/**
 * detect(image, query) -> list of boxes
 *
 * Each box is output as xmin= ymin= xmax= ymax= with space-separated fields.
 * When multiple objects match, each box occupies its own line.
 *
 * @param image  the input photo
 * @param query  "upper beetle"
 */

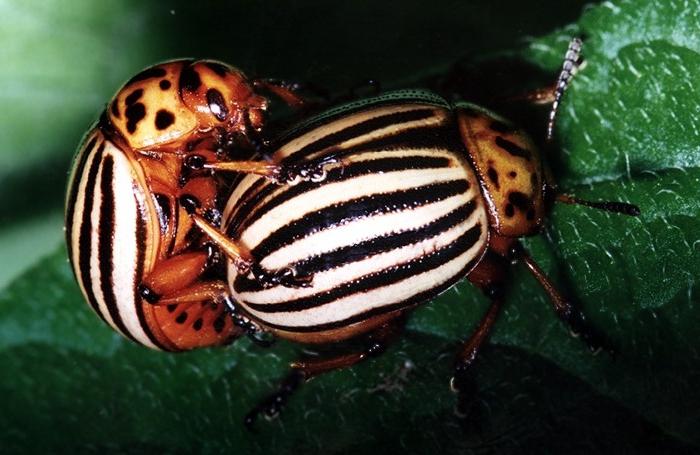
xmin=183 ymin=39 xmax=640 ymax=424
xmin=65 ymin=59 xmax=325 ymax=351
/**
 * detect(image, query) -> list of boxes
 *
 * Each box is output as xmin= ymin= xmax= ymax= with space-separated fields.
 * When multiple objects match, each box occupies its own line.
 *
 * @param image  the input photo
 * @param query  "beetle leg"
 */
xmin=148 ymin=281 xmax=228 ymax=306
xmin=244 ymin=317 xmax=406 ymax=429
xmin=253 ymin=78 xmax=311 ymax=109
xmin=223 ymin=298 xmax=277 ymax=348
xmin=451 ymin=251 xmax=509 ymax=416
xmin=184 ymin=153 xmax=338 ymax=185
xmin=509 ymin=242 xmax=613 ymax=355
xmin=183 ymin=203 xmax=314 ymax=289
xmin=137 ymin=251 xmax=210 ymax=304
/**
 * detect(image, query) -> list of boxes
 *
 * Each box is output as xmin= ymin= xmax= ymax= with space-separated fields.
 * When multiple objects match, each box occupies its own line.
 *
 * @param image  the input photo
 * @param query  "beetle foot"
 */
xmin=252 ymin=265 xmax=314 ymax=289
xmin=244 ymin=369 xmax=306 ymax=430
xmin=563 ymin=309 xmax=615 ymax=357
xmin=272 ymin=156 xmax=338 ymax=185
xmin=449 ymin=362 xmax=480 ymax=421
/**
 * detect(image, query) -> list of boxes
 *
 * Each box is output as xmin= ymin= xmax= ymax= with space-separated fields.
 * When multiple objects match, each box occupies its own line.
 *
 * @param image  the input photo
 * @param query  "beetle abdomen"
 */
xmin=223 ymin=99 xmax=489 ymax=342
xmin=65 ymin=129 xmax=166 ymax=349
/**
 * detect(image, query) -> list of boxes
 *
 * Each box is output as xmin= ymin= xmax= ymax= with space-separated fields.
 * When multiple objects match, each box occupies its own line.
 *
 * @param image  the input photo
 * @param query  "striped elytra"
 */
xmin=65 ymin=129 xmax=238 ymax=350
xmin=64 ymin=58 xmax=283 ymax=351
xmin=221 ymin=92 xmax=505 ymax=343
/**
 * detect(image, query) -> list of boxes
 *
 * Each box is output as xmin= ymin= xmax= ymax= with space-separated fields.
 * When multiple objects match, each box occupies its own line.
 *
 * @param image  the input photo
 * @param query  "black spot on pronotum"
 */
xmin=193 ymin=318 xmax=203 ymax=331
xmin=509 ymin=171 xmax=517 ymax=179
xmin=213 ymin=316 xmax=226 ymax=333
xmin=505 ymin=204 xmax=515 ymax=217
xmin=205 ymin=61 xmax=229 ymax=77
xmin=125 ymin=89 xmax=143 ymax=106
xmin=159 ymin=79 xmax=171 ymax=90
xmin=155 ymin=109 xmax=175 ymax=130
xmin=125 ymin=103 xmax=146 ymax=134
xmin=175 ymin=312 xmax=188 ymax=324
xmin=206 ymin=88 xmax=228 ymax=121
xmin=487 ymin=167 xmax=500 ymax=189
xmin=110 ymin=101 xmax=120 ymax=118
xmin=179 ymin=65 xmax=202 ymax=92
xmin=495 ymin=136 xmax=531 ymax=160
xmin=490 ymin=120 xmax=514 ymax=134
xmin=126 ymin=66 xmax=168 ymax=85
xmin=508 ymin=191 xmax=531 ymax=211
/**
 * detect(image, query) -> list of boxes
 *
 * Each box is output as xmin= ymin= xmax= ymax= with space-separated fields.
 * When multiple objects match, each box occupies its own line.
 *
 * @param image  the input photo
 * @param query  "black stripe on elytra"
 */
xmin=289 ymin=200 xmax=477 ymax=276
xmin=132 ymin=193 xmax=167 ymax=350
xmin=242 ymin=222 xmax=483 ymax=313
xmin=495 ymin=136 xmax=531 ymax=160
xmin=259 ymin=252 xmax=482 ymax=333
xmin=153 ymin=193 xmax=170 ymax=236
xmin=232 ymin=154 xmax=454 ymax=236
xmin=224 ymin=178 xmax=275 ymax=236
xmin=97 ymin=156 xmax=139 ymax=343
xmin=331 ymin=124 xmax=454 ymax=159
xmin=282 ymin=108 xmax=442 ymax=164
xmin=243 ymin=179 xmax=470 ymax=266
xmin=77 ymin=142 xmax=109 ymax=323
xmin=66 ymin=135 xmax=98 ymax=262
xmin=226 ymin=124 xmax=454 ymax=234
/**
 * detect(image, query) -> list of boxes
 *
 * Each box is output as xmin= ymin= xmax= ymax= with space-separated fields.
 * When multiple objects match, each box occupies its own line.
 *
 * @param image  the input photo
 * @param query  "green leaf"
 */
xmin=1 ymin=0 xmax=699 ymax=453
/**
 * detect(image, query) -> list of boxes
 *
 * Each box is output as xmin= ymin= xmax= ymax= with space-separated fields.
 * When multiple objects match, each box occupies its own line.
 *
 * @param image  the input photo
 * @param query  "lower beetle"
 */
xmin=182 ymin=38 xmax=640 ymax=424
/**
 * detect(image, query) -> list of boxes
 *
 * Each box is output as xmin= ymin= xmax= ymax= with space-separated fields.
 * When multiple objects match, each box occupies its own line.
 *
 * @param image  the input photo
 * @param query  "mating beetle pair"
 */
xmin=65 ymin=39 xmax=639 ymax=424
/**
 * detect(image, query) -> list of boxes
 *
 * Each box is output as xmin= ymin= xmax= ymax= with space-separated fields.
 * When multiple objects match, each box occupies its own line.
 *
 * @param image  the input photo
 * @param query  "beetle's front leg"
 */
xmin=244 ymin=316 xmax=407 ymax=429
xmin=507 ymin=242 xmax=613 ymax=355
xmin=183 ymin=153 xmax=338 ymax=185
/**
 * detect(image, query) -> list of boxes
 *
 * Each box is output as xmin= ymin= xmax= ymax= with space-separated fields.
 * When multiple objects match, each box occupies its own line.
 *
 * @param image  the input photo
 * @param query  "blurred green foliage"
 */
xmin=0 ymin=0 xmax=699 ymax=453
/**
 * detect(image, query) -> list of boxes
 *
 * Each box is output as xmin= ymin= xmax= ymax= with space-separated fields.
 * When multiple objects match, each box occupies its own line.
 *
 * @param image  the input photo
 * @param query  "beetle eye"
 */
xmin=206 ymin=89 xmax=228 ymax=121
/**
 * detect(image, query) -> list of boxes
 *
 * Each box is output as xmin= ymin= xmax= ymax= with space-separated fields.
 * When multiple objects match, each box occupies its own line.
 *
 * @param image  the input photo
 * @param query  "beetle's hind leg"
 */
xmin=244 ymin=317 xmax=406 ymax=429
xmin=451 ymin=251 xmax=510 ymax=416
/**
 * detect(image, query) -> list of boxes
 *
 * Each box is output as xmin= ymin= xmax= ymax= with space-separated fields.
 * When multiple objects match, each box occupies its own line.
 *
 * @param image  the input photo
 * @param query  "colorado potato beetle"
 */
xmin=184 ymin=39 xmax=640 ymax=424
xmin=65 ymin=59 xmax=328 ymax=351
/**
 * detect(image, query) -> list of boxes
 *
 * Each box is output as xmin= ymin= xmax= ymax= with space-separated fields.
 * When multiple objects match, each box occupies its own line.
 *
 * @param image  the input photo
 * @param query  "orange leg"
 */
xmin=253 ymin=79 xmax=310 ymax=109
xmin=179 ymin=197 xmax=314 ymax=289
xmin=244 ymin=316 xmax=407 ymax=428
xmin=154 ymin=281 xmax=228 ymax=306
xmin=138 ymin=251 xmax=210 ymax=303
xmin=183 ymin=153 xmax=339 ymax=185
xmin=450 ymin=251 xmax=509 ymax=418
